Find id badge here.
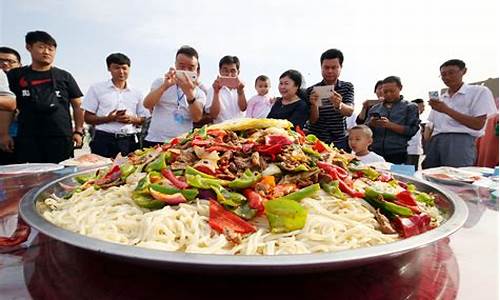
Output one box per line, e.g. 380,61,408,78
173,109,187,124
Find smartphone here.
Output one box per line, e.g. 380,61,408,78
219,76,239,89
176,70,198,81
116,109,126,115
428,91,440,101
371,112,381,119
313,85,335,99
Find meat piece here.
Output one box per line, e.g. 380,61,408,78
374,209,397,234
233,156,252,170
251,152,261,169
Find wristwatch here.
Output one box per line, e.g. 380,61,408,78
187,97,196,105
73,130,84,137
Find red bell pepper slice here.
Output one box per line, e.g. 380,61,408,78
337,180,365,198
162,137,180,151
150,190,186,205
395,191,421,213
264,135,292,146
161,169,189,189
393,213,432,238
295,125,306,144
241,142,255,153
206,144,241,153
243,189,265,215
191,137,212,147
312,140,327,153
255,144,283,160
207,129,227,140
95,165,121,185
209,200,256,234
317,161,348,180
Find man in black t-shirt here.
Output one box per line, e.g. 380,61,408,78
7,31,84,163
306,49,354,152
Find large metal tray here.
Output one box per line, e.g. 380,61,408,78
19,168,468,273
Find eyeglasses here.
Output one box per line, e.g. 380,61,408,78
0,58,19,65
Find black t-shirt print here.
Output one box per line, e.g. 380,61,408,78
7,66,83,137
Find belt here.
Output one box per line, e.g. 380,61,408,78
95,130,137,139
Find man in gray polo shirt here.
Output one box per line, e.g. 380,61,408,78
422,59,496,168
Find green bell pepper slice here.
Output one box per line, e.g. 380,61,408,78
302,146,321,158
232,202,257,220
228,169,261,189
185,174,229,189
132,191,165,209
120,163,136,180
145,152,167,173
185,166,216,179
264,198,308,233
211,184,247,208
149,184,199,201
274,183,321,202
320,180,346,200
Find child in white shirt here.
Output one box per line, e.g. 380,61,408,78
245,75,274,118
348,125,385,164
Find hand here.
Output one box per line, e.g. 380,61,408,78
106,109,119,122
309,91,320,107
428,99,449,113
212,77,223,93
176,72,196,99
0,134,14,152
161,68,176,90
362,100,372,108
377,117,391,128
236,78,245,93
116,114,136,125
329,91,342,109
73,133,83,149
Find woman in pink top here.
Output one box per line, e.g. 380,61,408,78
245,75,274,118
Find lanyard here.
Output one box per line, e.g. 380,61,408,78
175,85,185,108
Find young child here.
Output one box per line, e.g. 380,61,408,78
245,75,274,118
348,125,385,164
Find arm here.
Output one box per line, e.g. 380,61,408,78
0,111,14,152
70,97,85,147
309,90,320,124
0,96,15,111
237,79,247,111
208,78,223,120
379,104,420,137
430,99,487,130
143,69,176,110
176,73,204,123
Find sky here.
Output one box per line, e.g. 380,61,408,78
0,0,498,118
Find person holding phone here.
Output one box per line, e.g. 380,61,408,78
82,53,149,158
143,46,206,147
422,59,496,168
356,80,384,125
306,49,355,151
205,55,247,124
365,76,420,164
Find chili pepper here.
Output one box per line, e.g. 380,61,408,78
293,164,309,172
185,166,216,179
365,193,414,217
209,200,256,234
149,190,186,205
317,161,348,180
243,188,265,215
149,184,198,201
264,198,308,233
312,140,327,153
145,152,167,173
211,184,247,207
320,180,346,200
255,144,283,160
94,165,121,186
161,168,189,189
295,125,305,144
264,135,292,146
302,146,321,158
274,183,320,202
338,180,365,198
186,174,229,189
228,169,262,189
364,187,397,201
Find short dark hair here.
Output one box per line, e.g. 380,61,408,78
176,45,199,60
412,98,424,104
280,69,306,98
255,75,270,85
219,55,240,70
0,47,21,63
382,76,402,88
374,80,383,93
320,49,344,66
440,59,466,70
25,31,57,47
106,53,130,67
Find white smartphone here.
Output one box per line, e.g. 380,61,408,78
313,85,335,107
176,70,197,81
428,91,440,100
219,76,239,89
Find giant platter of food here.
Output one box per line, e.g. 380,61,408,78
20,119,467,272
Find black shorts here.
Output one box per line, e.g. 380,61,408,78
16,136,74,163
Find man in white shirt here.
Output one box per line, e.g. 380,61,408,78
143,46,206,146
406,99,424,170
82,53,150,158
422,59,497,168
205,55,247,124
0,70,15,111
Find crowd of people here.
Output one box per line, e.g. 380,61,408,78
0,30,497,171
